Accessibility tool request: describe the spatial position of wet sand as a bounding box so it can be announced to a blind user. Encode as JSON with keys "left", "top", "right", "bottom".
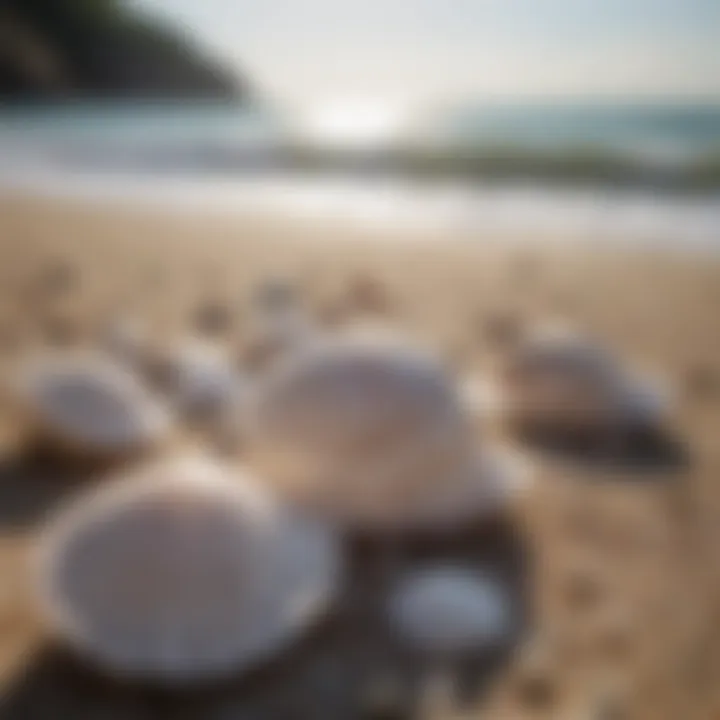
{"left": 0, "top": 194, "right": 718, "bottom": 719}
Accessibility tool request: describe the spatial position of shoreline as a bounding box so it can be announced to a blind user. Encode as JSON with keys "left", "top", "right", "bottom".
{"left": 1, "top": 171, "right": 719, "bottom": 257}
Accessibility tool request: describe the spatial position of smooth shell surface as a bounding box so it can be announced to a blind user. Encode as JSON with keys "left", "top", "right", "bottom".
{"left": 241, "top": 276, "right": 314, "bottom": 372}
{"left": 388, "top": 567, "right": 512, "bottom": 654}
{"left": 36, "top": 455, "right": 339, "bottom": 681}
{"left": 248, "top": 337, "right": 520, "bottom": 528}
{"left": 22, "top": 355, "right": 171, "bottom": 457}
{"left": 498, "top": 325, "right": 668, "bottom": 428}
{"left": 160, "top": 342, "right": 246, "bottom": 424}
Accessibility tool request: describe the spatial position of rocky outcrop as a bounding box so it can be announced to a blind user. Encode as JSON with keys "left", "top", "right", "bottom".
{"left": 0, "top": 0, "right": 245, "bottom": 100}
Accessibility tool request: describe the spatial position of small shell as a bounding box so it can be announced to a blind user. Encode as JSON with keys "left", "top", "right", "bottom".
{"left": 242, "top": 277, "right": 315, "bottom": 373}
{"left": 20, "top": 353, "right": 172, "bottom": 460}
{"left": 156, "top": 342, "right": 247, "bottom": 427}
{"left": 388, "top": 567, "right": 512, "bottom": 655}
{"left": 496, "top": 324, "right": 669, "bottom": 431}
{"left": 35, "top": 455, "right": 340, "bottom": 682}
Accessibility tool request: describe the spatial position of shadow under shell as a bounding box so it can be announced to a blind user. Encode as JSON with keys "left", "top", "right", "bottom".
{"left": 511, "top": 420, "right": 689, "bottom": 477}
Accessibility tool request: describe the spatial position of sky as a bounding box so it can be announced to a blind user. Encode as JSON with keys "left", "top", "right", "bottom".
{"left": 130, "top": 0, "right": 720, "bottom": 108}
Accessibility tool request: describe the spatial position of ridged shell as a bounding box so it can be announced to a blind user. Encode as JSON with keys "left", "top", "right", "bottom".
{"left": 36, "top": 455, "right": 340, "bottom": 682}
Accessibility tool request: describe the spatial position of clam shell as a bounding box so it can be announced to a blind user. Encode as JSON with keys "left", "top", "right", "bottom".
{"left": 35, "top": 455, "right": 340, "bottom": 681}
{"left": 248, "top": 337, "right": 525, "bottom": 529}
{"left": 20, "top": 354, "right": 171, "bottom": 460}
{"left": 388, "top": 567, "right": 512, "bottom": 655}
{"left": 493, "top": 325, "right": 669, "bottom": 430}
{"left": 157, "top": 342, "right": 247, "bottom": 426}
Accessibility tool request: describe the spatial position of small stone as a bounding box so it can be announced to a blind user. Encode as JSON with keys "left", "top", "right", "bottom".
{"left": 251, "top": 277, "right": 299, "bottom": 315}
{"left": 346, "top": 274, "right": 393, "bottom": 316}
{"left": 388, "top": 567, "right": 512, "bottom": 655}
{"left": 479, "top": 311, "right": 522, "bottom": 348}
{"left": 515, "top": 672, "right": 556, "bottom": 710}
{"left": 684, "top": 364, "right": 719, "bottom": 401}
{"left": 193, "top": 302, "right": 233, "bottom": 337}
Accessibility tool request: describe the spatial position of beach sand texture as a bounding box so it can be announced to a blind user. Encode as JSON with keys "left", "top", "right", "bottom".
{"left": 0, "top": 196, "right": 718, "bottom": 719}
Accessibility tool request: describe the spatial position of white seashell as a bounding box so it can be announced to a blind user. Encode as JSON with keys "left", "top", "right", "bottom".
{"left": 241, "top": 277, "right": 317, "bottom": 374}
{"left": 20, "top": 354, "right": 171, "bottom": 459}
{"left": 159, "top": 342, "right": 247, "bottom": 427}
{"left": 615, "top": 371, "right": 671, "bottom": 424}
{"left": 35, "top": 455, "right": 340, "bottom": 682}
{"left": 248, "top": 336, "right": 525, "bottom": 529}
{"left": 388, "top": 567, "right": 512, "bottom": 655}
{"left": 497, "top": 324, "right": 669, "bottom": 430}
{"left": 512, "top": 324, "right": 616, "bottom": 382}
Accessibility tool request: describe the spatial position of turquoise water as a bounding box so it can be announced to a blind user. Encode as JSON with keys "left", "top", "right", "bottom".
{"left": 431, "top": 102, "right": 720, "bottom": 160}
{"left": 1, "top": 100, "right": 719, "bottom": 178}
{"left": 0, "top": 100, "right": 718, "bottom": 253}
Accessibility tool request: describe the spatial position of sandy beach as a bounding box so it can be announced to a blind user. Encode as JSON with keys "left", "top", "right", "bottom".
{"left": 0, "top": 193, "right": 718, "bottom": 719}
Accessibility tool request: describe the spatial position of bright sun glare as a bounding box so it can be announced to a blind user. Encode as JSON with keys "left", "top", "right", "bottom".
{"left": 299, "top": 98, "right": 408, "bottom": 150}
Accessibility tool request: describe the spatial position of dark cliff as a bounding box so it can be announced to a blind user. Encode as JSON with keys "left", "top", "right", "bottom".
{"left": 0, "top": 0, "right": 245, "bottom": 100}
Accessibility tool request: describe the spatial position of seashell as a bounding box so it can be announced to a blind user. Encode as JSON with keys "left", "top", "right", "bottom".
{"left": 388, "top": 566, "right": 512, "bottom": 655}
{"left": 248, "top": 334, "right": 526, "bottom": 529}
{"left": 242, "top": 281, "right": 316, "bottom": 374}
{"left": 19, "top": 353, "right": 172, "bottom": 461}
{"left": 492, "top": 323, "right": 669, "bottom": 433}
{"left": 152, "top": 342, "right": 247, "bottom": 429}
{"left": 35, "top": 454, "right": 340, "bottom": 682}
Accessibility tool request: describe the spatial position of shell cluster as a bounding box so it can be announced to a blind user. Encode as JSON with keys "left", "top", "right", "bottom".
{"left": 21, "top": 283, "right": 670, "bottom": 683}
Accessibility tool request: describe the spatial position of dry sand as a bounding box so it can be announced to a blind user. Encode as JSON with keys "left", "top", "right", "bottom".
{"left": 0, "top": 194, "right": 718, "bottom": 719}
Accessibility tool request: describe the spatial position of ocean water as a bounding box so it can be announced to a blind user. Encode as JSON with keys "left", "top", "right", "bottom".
{"left": 1, "top": 101, "right": 719, "bottom": 253}
{"left": 430, "top": 103, "right": 720, "bottom": 162}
